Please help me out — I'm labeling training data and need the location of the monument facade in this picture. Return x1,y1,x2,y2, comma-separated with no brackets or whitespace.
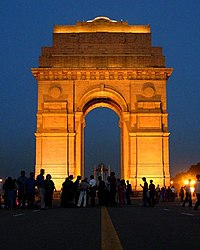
32,17,173,190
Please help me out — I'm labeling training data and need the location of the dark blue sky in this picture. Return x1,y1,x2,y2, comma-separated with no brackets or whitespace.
1,1,200,179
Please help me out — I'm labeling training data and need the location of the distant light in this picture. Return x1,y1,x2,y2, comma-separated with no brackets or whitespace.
183,179,195,185
0,178,2,182
190,187,195,193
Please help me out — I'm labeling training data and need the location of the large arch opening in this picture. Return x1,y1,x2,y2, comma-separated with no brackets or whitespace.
84,107,120,179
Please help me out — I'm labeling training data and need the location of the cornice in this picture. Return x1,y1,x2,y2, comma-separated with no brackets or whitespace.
129,132,170,137
54,17,150,34
31,67,173,81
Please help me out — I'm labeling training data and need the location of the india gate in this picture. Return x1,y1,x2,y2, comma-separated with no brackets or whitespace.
32,17,173,190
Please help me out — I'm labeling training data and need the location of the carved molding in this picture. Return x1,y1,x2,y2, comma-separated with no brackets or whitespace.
32,68,173,81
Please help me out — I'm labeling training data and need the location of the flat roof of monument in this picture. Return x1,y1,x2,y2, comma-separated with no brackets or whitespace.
54,16,150,34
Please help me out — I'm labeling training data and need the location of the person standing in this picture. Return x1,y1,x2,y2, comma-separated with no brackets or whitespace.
118,179,126,207
73,175,81,205
126,180,132,205
182,179,192,207
171,186,176,202
97,176,106,206
105,176,111,206
25,172,36,209
166,186,172,201
155,184,160,204
60,175,74,207
140,177,149,207
149,180,155,207
110,172,117,206
160,187,165,202
17,171,27,208
116,178,121,205
89,175,97,207
0,178,3,208
194,175,200,210
77,178,90,207
44,174,55,208
3,177,16,210
179,187,185,203
36,169,45,209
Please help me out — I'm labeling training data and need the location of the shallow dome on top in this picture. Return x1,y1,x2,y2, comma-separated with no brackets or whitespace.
87,16,117,23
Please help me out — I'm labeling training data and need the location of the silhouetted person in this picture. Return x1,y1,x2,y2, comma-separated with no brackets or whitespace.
116,178,121,204
17,170,27,208
105,176,111,206
0,178,3,208
73,175,81,205
171,186,176,202
110,172,117,206
3,177,16,210
140,177,149,207
44,174,55,208
61,175,74,207
149,180,155,207
166,186,172,202
194,175,200,210
160,186,166,202
155,184,160,203
77,178,90,207
119,179,126,207
179,187,184,203
182,179,192,207
126,180,132,205
36,169,45,209
85,177,90,205
89,175,97,207
97,176,106,206
25,172,36,209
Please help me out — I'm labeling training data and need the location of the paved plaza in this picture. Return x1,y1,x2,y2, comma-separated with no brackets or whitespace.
0,199,199,250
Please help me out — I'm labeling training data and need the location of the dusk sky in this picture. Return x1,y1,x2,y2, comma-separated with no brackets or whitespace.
1,1,200,180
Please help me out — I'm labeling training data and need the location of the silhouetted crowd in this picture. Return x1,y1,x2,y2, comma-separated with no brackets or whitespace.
60,172,133,208
140,175,200,210
0,170,133,210
1,170,200,210
0,169,55,210
140,177,177,207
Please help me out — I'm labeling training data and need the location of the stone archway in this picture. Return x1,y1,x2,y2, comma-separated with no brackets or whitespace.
32,17,173,190
79,87,127,180
84,107,120,178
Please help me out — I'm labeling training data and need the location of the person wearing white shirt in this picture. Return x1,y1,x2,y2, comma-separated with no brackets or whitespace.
89,175,97,207
77,179,90,207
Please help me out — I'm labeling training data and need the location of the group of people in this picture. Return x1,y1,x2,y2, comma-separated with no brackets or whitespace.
0,169,55,210
140,174,200,210
0,170,133,210
179,175,200,210
140,177,177,207
1,170,200,211
60,172,133,208
140,177,157,207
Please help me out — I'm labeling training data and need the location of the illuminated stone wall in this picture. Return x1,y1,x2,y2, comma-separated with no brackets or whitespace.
32,17,173,190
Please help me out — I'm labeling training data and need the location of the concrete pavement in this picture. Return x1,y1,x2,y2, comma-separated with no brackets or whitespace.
0,199,200,250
